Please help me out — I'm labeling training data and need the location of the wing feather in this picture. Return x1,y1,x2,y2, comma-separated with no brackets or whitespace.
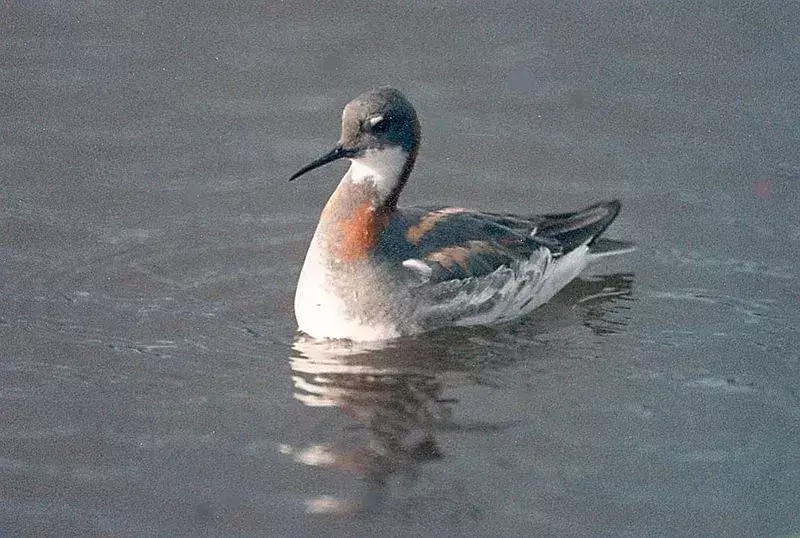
383,201,624,284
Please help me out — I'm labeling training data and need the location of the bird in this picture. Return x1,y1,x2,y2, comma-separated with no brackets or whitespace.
289,87,632,341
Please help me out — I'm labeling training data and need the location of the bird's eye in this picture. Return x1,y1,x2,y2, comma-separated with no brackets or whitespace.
367,115,386,131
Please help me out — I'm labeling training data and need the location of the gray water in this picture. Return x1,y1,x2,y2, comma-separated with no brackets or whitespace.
2,1,799,536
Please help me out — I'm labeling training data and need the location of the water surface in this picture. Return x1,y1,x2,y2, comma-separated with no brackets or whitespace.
2,1,799,535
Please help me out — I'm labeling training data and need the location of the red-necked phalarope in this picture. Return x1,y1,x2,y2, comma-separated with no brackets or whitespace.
290,87,633,341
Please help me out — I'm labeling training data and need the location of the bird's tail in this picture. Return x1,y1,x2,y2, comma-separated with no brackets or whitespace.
587,238,636,259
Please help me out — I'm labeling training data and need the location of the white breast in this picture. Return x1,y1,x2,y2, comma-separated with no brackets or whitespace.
294,243,402,341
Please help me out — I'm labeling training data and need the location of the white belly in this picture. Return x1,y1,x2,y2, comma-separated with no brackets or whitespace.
294,242,592,342
294,250,401,341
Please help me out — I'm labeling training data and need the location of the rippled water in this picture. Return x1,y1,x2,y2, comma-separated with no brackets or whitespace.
3,1,799,535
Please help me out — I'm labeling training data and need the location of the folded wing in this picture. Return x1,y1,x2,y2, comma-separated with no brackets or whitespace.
381,200,627,284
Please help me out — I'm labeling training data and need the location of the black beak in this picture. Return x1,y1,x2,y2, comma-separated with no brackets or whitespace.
289,145,359,181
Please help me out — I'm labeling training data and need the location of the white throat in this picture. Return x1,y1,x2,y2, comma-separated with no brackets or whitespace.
344,146,409,203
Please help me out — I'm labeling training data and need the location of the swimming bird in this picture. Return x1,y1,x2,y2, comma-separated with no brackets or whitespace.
290,87,632,341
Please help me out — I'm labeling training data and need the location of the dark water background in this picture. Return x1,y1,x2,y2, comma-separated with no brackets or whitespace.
2,1,799,535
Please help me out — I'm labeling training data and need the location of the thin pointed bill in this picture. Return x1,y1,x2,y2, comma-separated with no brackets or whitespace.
289,145,360,181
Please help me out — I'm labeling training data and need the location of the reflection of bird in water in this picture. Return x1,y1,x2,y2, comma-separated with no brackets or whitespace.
289,338,450,514
284,272,634,514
